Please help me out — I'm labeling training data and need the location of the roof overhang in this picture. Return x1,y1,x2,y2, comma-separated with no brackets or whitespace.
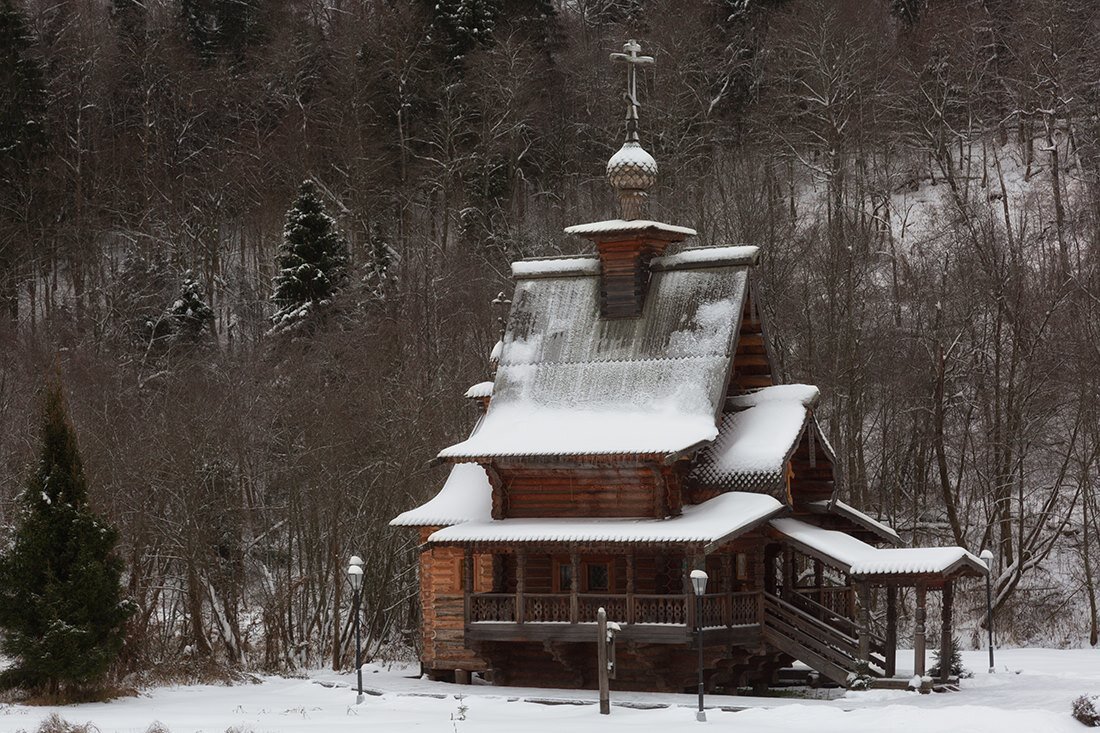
426,492,785,549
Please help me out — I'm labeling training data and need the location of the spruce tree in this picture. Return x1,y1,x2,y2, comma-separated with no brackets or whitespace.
270,180,349,334
165,270,214,342
0,381,133,697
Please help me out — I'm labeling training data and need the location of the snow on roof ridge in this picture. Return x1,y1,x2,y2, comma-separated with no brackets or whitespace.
729,384,820,409
464,381,494,399
427,491,784,546
511,256,601,278
390,463,493,527
651,245,760,270
563,219,697,237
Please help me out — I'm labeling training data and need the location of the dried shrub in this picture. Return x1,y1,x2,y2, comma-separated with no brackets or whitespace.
1073,695,1100,727
24,713,99,733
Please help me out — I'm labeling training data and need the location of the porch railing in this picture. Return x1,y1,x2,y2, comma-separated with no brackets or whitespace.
468,591,761,627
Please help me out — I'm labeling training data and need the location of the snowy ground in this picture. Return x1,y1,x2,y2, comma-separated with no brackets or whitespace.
0,648,1096,733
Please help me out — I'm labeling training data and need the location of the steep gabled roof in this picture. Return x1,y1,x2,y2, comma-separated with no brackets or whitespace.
438,247,759,461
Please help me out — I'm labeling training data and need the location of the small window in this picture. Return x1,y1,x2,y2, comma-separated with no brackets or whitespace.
735,553,749,581
558,562,573,592
586,563,610,592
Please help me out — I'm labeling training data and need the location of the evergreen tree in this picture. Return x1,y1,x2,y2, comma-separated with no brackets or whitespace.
270,180,349,334
0,381,133,697
0,0,46,164
163,270,214,342
425,0,500,65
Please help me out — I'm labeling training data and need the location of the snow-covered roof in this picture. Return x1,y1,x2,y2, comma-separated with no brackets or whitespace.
464,381,494,399
438,261,751,460
689,384,817,493
807,500,901,545
652,246,760,271
428,492,785,549
389,464,493,527
564,219,697,238
512,257,601,279
770,518,987,578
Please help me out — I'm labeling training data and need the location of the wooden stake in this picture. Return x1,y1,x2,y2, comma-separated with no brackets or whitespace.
597,607,610,715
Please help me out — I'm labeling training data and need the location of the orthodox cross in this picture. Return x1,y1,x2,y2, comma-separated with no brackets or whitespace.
610,39,654,142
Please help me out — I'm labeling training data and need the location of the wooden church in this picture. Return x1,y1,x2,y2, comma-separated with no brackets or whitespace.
391,40,986,693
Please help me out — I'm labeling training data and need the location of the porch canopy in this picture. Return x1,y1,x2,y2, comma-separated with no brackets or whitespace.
428,491,785,552
770,517,988,681
769,518,986,581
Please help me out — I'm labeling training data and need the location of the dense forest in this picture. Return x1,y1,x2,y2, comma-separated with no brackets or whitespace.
0,0,1098,679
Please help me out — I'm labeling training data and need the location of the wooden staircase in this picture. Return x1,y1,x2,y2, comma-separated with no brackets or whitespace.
761,593,886,687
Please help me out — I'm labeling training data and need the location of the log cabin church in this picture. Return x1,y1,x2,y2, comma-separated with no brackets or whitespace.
391,40,987,693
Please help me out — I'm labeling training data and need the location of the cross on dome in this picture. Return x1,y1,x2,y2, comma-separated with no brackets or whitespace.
607,40,658,220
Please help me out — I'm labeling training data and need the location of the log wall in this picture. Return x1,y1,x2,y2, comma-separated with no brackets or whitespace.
491,463,687,519
418,527,491,676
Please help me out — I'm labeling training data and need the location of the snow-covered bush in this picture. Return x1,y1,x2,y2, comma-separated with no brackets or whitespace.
929,635,972,679
1073,695,1100,727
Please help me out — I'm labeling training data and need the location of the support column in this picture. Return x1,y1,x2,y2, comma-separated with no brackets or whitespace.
516,551,526,624
782,547,795,600
463,548,473,624
940,580,954,683
914,582,927,677
857,581,871,664
885,585,898,677
570,551,580,624
626,552,635,625
721,554,733,627
813,559,824,618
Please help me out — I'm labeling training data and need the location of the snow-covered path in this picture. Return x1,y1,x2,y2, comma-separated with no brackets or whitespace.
0,648,1095,732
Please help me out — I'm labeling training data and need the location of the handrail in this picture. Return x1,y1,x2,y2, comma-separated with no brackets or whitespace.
763,593,885,675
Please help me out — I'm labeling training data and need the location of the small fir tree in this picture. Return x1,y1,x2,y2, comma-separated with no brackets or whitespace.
270,180,349,334
0,381,133,697
164,270,214,342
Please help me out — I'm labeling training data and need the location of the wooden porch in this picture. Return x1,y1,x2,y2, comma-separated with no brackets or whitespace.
466,590,762,644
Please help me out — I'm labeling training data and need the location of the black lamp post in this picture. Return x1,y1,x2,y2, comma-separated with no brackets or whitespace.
979,549,995,673
690,569,708,723
348,555,365,703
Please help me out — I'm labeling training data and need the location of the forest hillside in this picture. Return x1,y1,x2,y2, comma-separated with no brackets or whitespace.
0,0,1098,675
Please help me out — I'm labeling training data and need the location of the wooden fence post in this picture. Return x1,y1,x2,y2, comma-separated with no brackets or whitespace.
597,607,610,715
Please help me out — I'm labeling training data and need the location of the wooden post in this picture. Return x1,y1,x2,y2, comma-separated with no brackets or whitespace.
781,547,794,599
721,554,733,627
516,551,526,624
570,551,580,624
940,580,954,683
885,585,898,677
597,607,610,715
625,552,635,625
463,549,473,624
914,582,927,677
813,559,824,618
857,581,871,664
